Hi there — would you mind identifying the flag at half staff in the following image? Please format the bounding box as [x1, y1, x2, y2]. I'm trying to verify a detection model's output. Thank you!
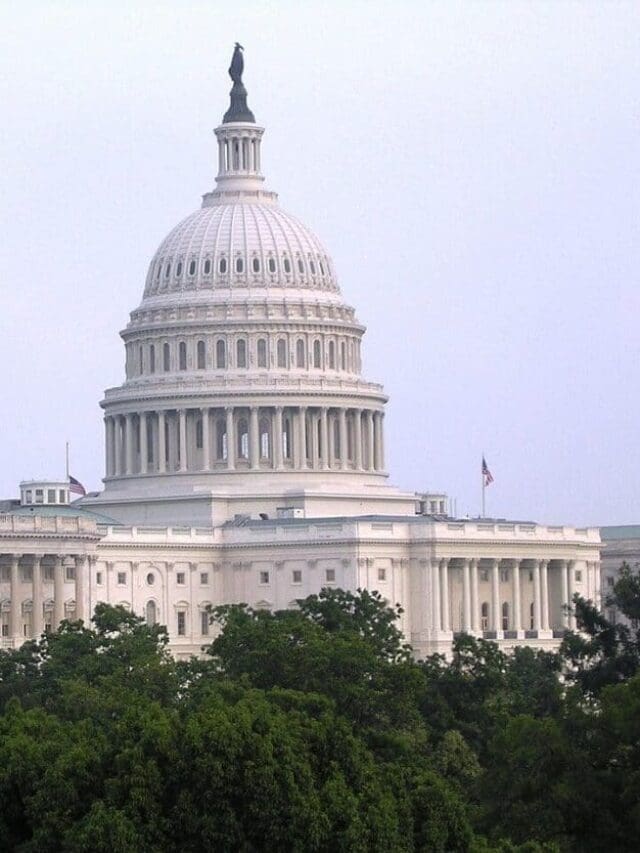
[482, 456, 494, 486]
[69, 475, 86, 497]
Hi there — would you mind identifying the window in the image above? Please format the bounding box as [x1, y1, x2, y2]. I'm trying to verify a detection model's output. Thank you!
[176, 261, 182, 277]
[58, 490, 66, 503]
[146, 572, 155, 586]
[43, 566, 54, 581]
[257, 338, 267, 368]
[481, 602, 489, 631]
[96, 571, 103, 585]
[277, 339, 287, 368]
[65, 565, 76, 581]
[179, 341, 187, 370]
[177, 611, 186, 636]
[237, 418, 249, 459]
[319, 260, 325, 275]
[530, 602, 535, 629]
[607, 576, 615, 588]
[176, 572, 185, 585]
[162, 342, 171, 372]
[260, 571, 270, 585]
[268, 257, 276, 273]
[35, 489, 44, 504]
[377, 568, 386, 582]
[200, 572, 209, 585]
[203, 259, 211, 275]
[197, 340, 206, 369]
[329, 340, 336, 369]
[219, 257, 227, 274]
[260, 418, 270, 458]
[149, 344, 155, 373]
[296, 338, 305, 368]
[500, 568, 509, 582]
[216, 339, 226, 368]
[292, 569, 302, 584]
[313, 340, 321, 368]
[340, 341, 346, 370]
[575, 569, 582, 583]
[117, 572, 127, 585]
[236, 339, 247, 368]
[165, 262, 171, 279]
[216, 419, 227, 460]
[1, 624, 8, 638]
[528, 570, 534, 582]
[201, 610, 209, 635]
[252, 257, 260, 272]
[283, 257, 291, 273]
[196, 419, 203, 449]
[502, 602, 510, 630]
[21, 567, 32, 582]
[235, 256, 244, 273]
[325, 568, 336, 583]
[146, 600, 157, 626]
[47, 489, 56, 503]
[297, 258, 304, 274]
[25, 490, 32, 503]
[188, 259, 196, 276]
[309, 259, 316, 275]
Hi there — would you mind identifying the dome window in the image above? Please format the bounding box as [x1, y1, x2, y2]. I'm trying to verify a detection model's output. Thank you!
[309, 260, 316, 275]
[188, 260, 196, 276]
[257, 338, 267, 368]
[165, 262, 171, 279]
[268, 258, 276, 273]
[297, 259, 304, 274]
[216, 339, 226, 369]
[237, 418, 249, 459]
[203, 259, 212, 275]
[196, 419, 203, 449]
[163, 343, 170, 372]
[296, 339, 305, 368]
[319, 260, 325, 275]
[179, 342, 187, 371]
[329, 340, 336, 369]
[236, 339, 247, 368]
[149, 344, 155, 374]
[155, 262, 162, 281]
[197, 340, 206, 370]
[252, 257, 260, 273]
[283, 257, 291, 274]
[277, 339, 287, 368]
[313, 340, 321, 368]
[235, 257, 244, 273]
[219, 257, 227, 274]
[176, 261, 183, 277]
[146, 573, 155, 586]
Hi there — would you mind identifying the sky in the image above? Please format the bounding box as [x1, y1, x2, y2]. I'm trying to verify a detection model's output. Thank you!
[1, 1, 638, 526]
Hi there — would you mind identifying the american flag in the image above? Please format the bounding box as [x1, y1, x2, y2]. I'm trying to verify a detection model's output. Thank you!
[482, 456, 494, 486]
[69, 475, 86, 496]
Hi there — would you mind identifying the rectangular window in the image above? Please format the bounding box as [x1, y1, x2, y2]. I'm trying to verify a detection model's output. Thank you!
[325, 568, 336, 583]
[43, 566, 54, 581]
[45, 622, 52, 634]
[25, 490, 32, 503]
[500, 569, 509, 582]
[0, 567, 9, 582]
[96, 571, 103, 585]
[176, 572, 186, 585]
[292, 569, 302, 584]
[1, 624, 8, 637]
[607, 576, 615, 588]
[177, 611, 186, 636]
[47, 489, 56, 503]
[201, 610, 209, 636]
[58, 490, 66, 503]
[528, 571, 534, 582]
[117, 571, 126, 585]
[480, 570, 489, 582]
[200, 572, 209, 586]
[65, 565, 76, 582]
[260, 571, 270, 585]
[35, 489, 44, 504]
[377, 568, 386, 582]
[21, 568, 32, 583]
[575, 569, 582, 583]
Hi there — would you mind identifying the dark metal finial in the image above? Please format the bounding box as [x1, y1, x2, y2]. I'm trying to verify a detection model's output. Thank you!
[223, 43, 255, 124]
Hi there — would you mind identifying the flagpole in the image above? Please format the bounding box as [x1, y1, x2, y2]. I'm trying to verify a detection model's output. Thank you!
[65, 442, 70, 480]
[481, 453, 485, 518]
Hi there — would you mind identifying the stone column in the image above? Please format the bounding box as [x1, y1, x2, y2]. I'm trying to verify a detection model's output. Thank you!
[533, 561, 542, 631]
[366, 411, 375, 470]
[431, 558, 441, 633]
[567, 560, 575, 630]
[75, 555, 87, 623]
[309, 412, 318, 470]
[274, 407, 283, 469]
[125, 414, 134, 475]
[10, 555, 21, 644]
[320, 408, 329, 470]
[594, 561, 602, 608]
[540, 560, 549, 631]
[202, 407, 211, 470]
[249, 407, 260, 469]
[354, 410, 363, 470]
[298, 406, 308, 469]
[32, 556, 43, 638]
[462, 559, 471, 632]
[178, 409, 187, 471]
[440, 559, 450, 632]
[339, 409, 348, 470]
[378, 413, 385, 471]
[53, 555, 65, 629]
[157, 411, 166, 473]
[226, 407, 236, 469]
[560, 560, 569, 628]
[491, 559, 500, 632]
[105, 417, 115, 477]
[139, 412, 148, 474]
[513, 559, 522, 633]
[470, 558, 479, 632]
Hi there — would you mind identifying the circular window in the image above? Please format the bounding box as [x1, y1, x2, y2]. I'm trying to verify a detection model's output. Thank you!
[146, 572, 155, 586]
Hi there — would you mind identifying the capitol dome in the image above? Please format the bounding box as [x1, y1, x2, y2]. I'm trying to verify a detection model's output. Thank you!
[95, 45, 390, 518]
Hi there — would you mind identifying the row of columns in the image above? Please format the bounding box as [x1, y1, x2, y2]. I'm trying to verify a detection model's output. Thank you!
[105, 406, 385, 477]
[0, 554, 90, 644]
[431, 558, 594, 635]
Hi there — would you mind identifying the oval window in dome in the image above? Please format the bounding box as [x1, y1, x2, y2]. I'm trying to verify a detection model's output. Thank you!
[156, 261, 162, 281]
[219, 257, 227, 274]
[319, 260, 325, 275]
[252, 257, 260, 273]
[188, 260, 196, 276]
[203, 259, 211, 275]
[309, 259, 316, 275]
[268, 258, 276, 273]
[283, 257, 291, 274]
[297, 259, 304, 274]
[146, 573, 155, 586]
[236, 257, 244, 274]
[176, 261, 182, 277]
[165, 262, 171, 279]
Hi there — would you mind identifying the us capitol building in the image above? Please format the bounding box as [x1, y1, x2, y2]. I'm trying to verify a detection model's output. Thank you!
[0, 48, 601, 659]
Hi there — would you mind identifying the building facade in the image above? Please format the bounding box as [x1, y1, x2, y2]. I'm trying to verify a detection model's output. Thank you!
[0, 48, 601, 659]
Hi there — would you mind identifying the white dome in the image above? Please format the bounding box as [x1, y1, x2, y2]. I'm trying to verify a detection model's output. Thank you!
[143, 201, 339, 299]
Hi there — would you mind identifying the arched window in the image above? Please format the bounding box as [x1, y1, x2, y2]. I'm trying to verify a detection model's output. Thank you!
[155, 261, 162, 281]
[149, 344, 155, 374]
[188, 259, 196, 276]
[176, 261, 183, 277]
[502, 602, 510, 631]
[309, 259, 316, 275]
[163, 343, 170, 372]
[328, 340, 336, 369]
[297, 258, 304, 274]
[296, 338, 305, 368]
[219, 257, 227, 274]
[313, 339, 321, 368]
[277, 339, 287, 368]
[138, 345, 143, 375]
[237, 418, 249, 459]
[146, 600, 157, 627]
[216, 419, 227, 460]
[236, 339, 247, 368]
[179, 342, 187, 371]
[340, 341, 346, 370]
[481, 602, 489, 631]
[257, 338, 267, 368]
[259, 417, 270, 459]
[252, 257, 260, 273]
[196, 419, 203, 449]
[283, 257, 291, 274]
[203, 259, 211, 275]
[216, 339, 226, 368]
[319, 260, 325, 276]
[197, 340, 206, 370]
[165, 262, 171, 279]
[268, 257, 276, 273]
[235, 256, 244, 274]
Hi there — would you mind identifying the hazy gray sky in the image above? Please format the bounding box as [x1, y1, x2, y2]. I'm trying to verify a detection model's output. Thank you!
[1, 1, 638, 525]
